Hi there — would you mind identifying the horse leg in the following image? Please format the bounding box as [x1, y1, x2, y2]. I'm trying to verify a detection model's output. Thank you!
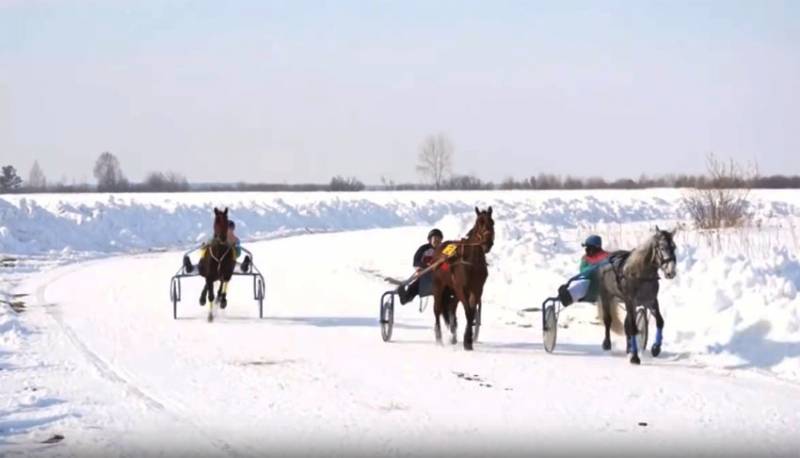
[207, 278, 215, 303]
[217, 281, 227, 309]
[624, 301, 640, 365]
[433, 288, 444, 345]
[601, 294, 612, 351]
[651, 299, 664, 357]
[463, 291, 479, 351]
[448, 293, 459, 345]
[199, 282, 208, 306]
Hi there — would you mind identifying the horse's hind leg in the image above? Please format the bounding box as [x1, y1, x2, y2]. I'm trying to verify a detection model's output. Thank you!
[600, 295, 612, 351]
[463, 292, 479, 351]
[433, 288, 444, 345]
[448, 292, 459, 345]
[651, 299, 664, 357]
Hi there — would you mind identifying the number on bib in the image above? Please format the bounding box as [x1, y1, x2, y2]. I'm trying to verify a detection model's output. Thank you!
[442, 244, 457, 257]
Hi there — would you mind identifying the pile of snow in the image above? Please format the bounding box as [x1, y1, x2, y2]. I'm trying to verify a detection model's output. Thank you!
[2, 189, 798, 258]
[481, 206, 800, 382]
[1, 189, 799, 382]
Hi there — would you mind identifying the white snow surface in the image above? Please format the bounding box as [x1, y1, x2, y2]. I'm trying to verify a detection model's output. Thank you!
[1, 190, 799, 456]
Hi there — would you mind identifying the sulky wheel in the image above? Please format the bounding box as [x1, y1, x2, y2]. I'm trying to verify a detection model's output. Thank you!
[636, 306, 649, 353]
[170, 278, 179, 320]
[256, 276, 265, 319]
[380, 294, 394, 342]
[543, 304, 558, 353]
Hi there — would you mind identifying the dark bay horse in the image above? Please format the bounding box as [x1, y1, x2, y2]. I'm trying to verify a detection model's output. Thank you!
[198, 207, 237, 321]
[431, 206, 495, 350]
[597, 227, 678, 364]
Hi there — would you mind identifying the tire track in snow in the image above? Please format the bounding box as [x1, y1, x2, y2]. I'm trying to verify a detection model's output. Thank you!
[33, 264, 244, 457]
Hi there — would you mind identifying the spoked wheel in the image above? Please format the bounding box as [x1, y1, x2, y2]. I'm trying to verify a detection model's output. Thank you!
[636, 306, 649, 353]
[543, 305, 558, 353]
[380, 294, 394, 342]
[255, 276, 265, 319]
[472, 302, 482, 343]
[170, 278, 180, 320]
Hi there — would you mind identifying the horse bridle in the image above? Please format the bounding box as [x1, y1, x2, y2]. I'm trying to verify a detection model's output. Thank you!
[470, 223, 494, 253]
[654, 234, 676, 271]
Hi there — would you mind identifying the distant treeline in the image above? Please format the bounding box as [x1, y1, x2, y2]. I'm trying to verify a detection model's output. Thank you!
[3, 151, 800, 194]
[5, 173, 800, 194]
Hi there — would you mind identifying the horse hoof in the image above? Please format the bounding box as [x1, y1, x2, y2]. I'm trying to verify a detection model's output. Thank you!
[651, 344, 661, 357]
[630, 355, 641, 365]
[207, 313, 214, 323]
[602, 340, 611, 351]
[464, 341, 473, 351]
[220, 299, 228, 310]
[199, 297, 206, 306]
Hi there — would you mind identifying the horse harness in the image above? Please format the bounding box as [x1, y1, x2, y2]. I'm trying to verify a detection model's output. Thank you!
[208, 237, 234, 274]
[607, 250, 659, 296]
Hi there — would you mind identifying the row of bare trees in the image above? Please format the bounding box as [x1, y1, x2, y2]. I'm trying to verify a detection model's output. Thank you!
[0, 153, 189, 193]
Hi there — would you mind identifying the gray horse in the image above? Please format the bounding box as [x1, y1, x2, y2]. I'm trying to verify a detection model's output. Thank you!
[596, 227, 678, 365]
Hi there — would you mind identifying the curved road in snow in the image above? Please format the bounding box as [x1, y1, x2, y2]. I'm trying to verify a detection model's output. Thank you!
[14, 226, 800, 456]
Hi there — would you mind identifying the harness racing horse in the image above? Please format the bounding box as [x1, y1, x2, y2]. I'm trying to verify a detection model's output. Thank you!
[431, 206, 495, 350]
[597, 227, 678, 364]
[198, 207, 237, 322]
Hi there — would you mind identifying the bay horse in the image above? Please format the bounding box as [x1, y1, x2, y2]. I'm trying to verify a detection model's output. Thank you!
[431, 206, 495, 350]
[596, 227, 678, 364]
[198, 207, 237, 321]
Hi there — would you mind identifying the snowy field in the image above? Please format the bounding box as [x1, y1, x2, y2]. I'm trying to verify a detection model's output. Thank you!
[1, 190, 799, 456]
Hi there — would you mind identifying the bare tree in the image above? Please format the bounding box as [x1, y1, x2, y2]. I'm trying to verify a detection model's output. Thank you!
[329, 176, 365, 191]
[683, 153, 756, 229]
[93, 152, 129, 192]
[28, 160, 47, 190]
[416, 133, 453, 190]
[142, 171, 189, 192]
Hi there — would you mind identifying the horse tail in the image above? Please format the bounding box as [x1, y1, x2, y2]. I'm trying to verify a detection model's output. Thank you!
[596, 300, 624, 335]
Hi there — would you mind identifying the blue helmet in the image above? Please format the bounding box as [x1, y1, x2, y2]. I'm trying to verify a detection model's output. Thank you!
[582, 234, 602, 249]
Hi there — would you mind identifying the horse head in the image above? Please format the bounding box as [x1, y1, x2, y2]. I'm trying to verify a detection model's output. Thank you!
[469, 206, 494, 253]
[213, 207, 229, 243]
[653, 225, 678, 279]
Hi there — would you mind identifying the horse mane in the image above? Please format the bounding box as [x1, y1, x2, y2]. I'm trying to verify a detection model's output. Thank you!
[622, 233, 658, 278]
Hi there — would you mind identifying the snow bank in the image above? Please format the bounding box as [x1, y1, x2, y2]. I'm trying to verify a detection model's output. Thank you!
[484, 205, 800, 382]
[0, 190, 684, 256]
[2, 189, 798, 257]
[2, 189, 800, 381]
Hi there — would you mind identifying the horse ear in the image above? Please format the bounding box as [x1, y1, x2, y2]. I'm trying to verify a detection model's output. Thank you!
[487, 206, 493, 217]
[655, 224, 661, 233]
[214, 207, 219, 215]
[475, 207, 480, 215]
[224, 207, 228, 216]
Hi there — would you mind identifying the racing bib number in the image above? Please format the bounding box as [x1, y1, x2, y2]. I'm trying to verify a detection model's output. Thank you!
[442, 244, 457, 257]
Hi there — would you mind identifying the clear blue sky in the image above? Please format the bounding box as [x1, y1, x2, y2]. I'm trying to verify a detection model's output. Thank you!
[1, 0, 798, 184]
